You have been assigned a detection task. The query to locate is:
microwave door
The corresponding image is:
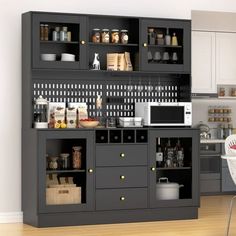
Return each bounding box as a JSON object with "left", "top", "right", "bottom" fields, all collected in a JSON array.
[{"left": 150, "top": 106, "right": 185, "bottom": 125}]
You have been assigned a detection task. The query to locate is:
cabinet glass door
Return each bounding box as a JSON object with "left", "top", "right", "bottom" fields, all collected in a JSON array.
[
  {"left": 149, "top": 129, "right": 199, "bottom": 208},
  {"left": 140, "top": 19, "right": 190, "bottom": 72},
  {"left": 38, "top": 130, "right": 94, "bottom": 213},
  {"left": 32, "top": 13, "right": 87, "bottom": 69}
]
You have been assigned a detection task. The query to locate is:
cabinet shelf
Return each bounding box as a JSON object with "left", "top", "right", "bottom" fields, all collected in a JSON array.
[
  {"left": 156, "top": 167, "right": 191, "bottom": 170},
  {"left": 46, "top": 169, "right": 86, "bottom": 174},
  {"left": 148, "top": 44, "right": 182, "bottom": 48},
  {"left": 89, "top": 42, "right": 139, "bottom": 47},
  {"left": 40, "top": 40, "right": 79, "bottom": 44}
]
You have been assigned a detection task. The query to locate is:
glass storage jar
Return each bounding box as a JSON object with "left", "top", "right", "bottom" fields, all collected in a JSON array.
[
  {"left": 111, "top": 29, "right": 119, "bottom": 43},
  {"left": 101, "top": 29, "right": 110, "bottom": 43},
  {"left": 72, "top": 146, "right": 82, "bottom": 169},
  {"left": 59, "top": 153, "right": 70, "bottom": 169},
  {"left": 120, "top": 29, "right": 128, "bottom": 44},
  {"left": 92, "top": 28, "right": 100, "bottom": 43},
  {"left": 219, "top": 87, "right": 225, "bottom": 97}
]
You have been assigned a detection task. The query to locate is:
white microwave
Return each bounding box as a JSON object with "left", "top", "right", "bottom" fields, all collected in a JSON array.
[{"left": 135, "top": 102, "right": 192, "bottom": 126}]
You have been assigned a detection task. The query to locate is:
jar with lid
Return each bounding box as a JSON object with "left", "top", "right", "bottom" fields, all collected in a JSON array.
[
  {"left": 148, "top": 28, "right": 155, "bottom": 45},
  {"left": 92, "top": 28, "right": 100, "bottom": 43},
  {"left": 219, "top": 87, "right": 225, "bottom": 97},
  {"left": 101, "top": 29, "right": 110, "bottom": 43},
  {"left": 120, "top": 30, "right": 128, "bottom": 44},
  {"left": 72, "top": 146, "right": 82, "bottom": 169},
  {"left": 44, "top": 24, "right": 49, "bottom": 41},
  {"left": 60, "top": 26, "right": 68, "bottom": 41},
  {"left": 48, "top": 156, "right": 59, "bottom": 170},
  {"left": 52, "top": 27, "right": 60, "bottom": 41},
  {"left": 40, "top": 24, "right": 45, "bottom": 40},
  {"left": 231, "top": 88, "right": 236, "bottom": 97},
  {"left": 59, "top": 153, "right": 70, "bottom": 170},
  {"left": 111, "top": 29, "right": 119, "bottom": 43}
]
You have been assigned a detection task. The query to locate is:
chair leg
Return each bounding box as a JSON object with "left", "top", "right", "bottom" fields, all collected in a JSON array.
[{"left": 226, "top": 195, "right": 236, "bottom": 236}]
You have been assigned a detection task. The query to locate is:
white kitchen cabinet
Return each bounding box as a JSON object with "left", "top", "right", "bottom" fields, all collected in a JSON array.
[
  {"left": 216, "top": 33, "right": 236, "bottom": 85},
  {"left": 192, "top": 31, "right": 216, "bottom": 93}
]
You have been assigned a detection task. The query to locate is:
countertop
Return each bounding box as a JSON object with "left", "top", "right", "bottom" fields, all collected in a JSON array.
[{"left": 200, "top": 139, "right": 225, "bottom": 143}]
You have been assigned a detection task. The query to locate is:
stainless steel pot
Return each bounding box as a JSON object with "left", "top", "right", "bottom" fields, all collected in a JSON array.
[{"left": 156, "top": 177, "right": 184, "bottom": 200}]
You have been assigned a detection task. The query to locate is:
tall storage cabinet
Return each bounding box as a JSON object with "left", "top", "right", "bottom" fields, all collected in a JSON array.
[{"left": 22, "top": 11, "right": 199, "bottom": 227}]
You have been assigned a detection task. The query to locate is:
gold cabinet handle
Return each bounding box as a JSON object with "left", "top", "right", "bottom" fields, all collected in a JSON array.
[
  {"left": 120, "top": 196, "right": 125, "bottom": 201},
  {"left": 120, "top": 175, "right": 125, "bottom": 180},
  {"left": 151, "top": 167, "right": 156, "bottom": 172},
  {"left": 88, "top": 168, "right": 93, "bottom": 173},
  {"left": 120, "top": 153, "right": 125, "bottom": 158},
  {"left": 143, "top": 43, "right": 147, "bottom": 47},
  {"left": 81, "top": 40, "right": 86, "bottom": 45}
]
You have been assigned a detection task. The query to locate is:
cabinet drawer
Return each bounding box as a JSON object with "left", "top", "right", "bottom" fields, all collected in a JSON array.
[
  {"left": 96, "top": 167, "right": 147, "bottom": 189},
  {"left": 200, "top": 179, "right": 220, "bottom": 193},
  {"left": 96, "top": 188, "right": 148, "bottom": 210},
  {"left": 96, "top": 145, "right": 147, "bottom": 166}
]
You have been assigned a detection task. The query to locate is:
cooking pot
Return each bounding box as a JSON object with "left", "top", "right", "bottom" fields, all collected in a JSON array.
[{"left": 156, "top": 177, "right": 184, "bottom": 200}]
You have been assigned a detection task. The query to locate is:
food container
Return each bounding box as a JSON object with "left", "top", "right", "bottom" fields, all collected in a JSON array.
[
  {"left": 92, "top": 28, "right": 100, "bottom": 43},
  {"left": 119, "top": 117, "right": 143, "bottom": 127},
  {"left": 156, "top": 177, "right": 184, "bottom": 200},
  {"left": 101, "top": 29, "right": 110, "bottom": 43},
  {"left": 61, "top": 53, "right": 75, "bottom": 61},
  {"left": 111, "top": 29, "right": 119, "bottom": 43},
  {"left": 120, "top": 29, "right": 128, "bottom": 44}
]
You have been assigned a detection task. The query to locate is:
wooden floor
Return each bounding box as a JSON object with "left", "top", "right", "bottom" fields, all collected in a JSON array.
[{"left": 1, "top": 195, "right": 236, "bottom": 236}]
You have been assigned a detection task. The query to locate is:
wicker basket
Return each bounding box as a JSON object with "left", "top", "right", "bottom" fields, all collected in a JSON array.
[{"left": 46, "top": 186, "right": 81, "bottom": 205}]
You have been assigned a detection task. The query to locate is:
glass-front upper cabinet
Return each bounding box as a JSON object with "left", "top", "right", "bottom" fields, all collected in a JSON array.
[
  {"left": 149, "top": 129, "right": 199, "bottom": 208},
  {"left": 140, "top": 19, "right": 191, "bottom": 72},
  {"left": 38, "top": 130, "right": 94, "bottom": 213},
  {"left": 32, "top": 13, "right": 87, "bottom": 69}
]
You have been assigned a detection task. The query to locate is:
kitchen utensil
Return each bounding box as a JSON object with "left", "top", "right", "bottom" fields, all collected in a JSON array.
[
  {"left": 198, "top": 121, "right": 211, "bottom": 139},
  {"left": 156, "top": 177, "right": 184, "bottom": 200}
]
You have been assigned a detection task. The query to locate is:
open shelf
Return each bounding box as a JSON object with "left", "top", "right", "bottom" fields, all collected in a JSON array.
[
  {"left": 148, "top": 44, "right": 182, "bottom": 48},
  {"left": 156, "top": 167, "right": 191, "bottom": 170}
]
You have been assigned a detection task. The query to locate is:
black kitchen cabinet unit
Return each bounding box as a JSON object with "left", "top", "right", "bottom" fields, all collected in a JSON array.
[{"left": 22, "top": 11, "right": 199, "bottom": 227}]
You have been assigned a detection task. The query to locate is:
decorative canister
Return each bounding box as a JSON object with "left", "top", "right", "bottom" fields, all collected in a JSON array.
[{"left": 72, "top": 146, "right": 82, "bottom": 169}]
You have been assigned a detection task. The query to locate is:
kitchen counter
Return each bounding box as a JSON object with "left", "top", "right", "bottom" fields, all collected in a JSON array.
[{"left": 200, "top": 139, "right": 225, "bottom": 143}]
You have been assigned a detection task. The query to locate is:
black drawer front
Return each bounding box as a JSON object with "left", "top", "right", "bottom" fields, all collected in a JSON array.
[
  {"left": 96, "top": 167, "right": 147, "bottom": 189},
  {"left": 96, "top": 145, "right": 147, "bottom": 166},
  {"left": 200, "top": 179, "right": 221, "bottom": 193},
  {"left": 96, "top": 188, "right": 148, "bottom": 210}
]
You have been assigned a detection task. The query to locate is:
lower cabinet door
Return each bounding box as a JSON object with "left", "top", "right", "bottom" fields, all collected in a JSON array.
[
  {"left": 96, "top": 188, "right": 148, "bottom": 210},
  {"left": 222, "top": 167, "right": 236, "bottom": 192}
]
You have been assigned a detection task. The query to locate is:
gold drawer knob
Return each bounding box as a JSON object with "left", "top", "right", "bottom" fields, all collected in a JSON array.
[
  {"left": 143, "top": 43, "right": 147, "bottom": 47},
  {"left": 81, "top": 40, "right": 86, "bottom": 45},
  {"left": 88, "top": 168, "right": 93, "bottom": 173},
  {"left": 120, "top": 175, "right": 125, "bottom": 180},
  {"left": 120, "top": 196, "right": 125, "bottom": 201},
  {"left": 151, "top": 167, "right": 156, "bottom": 172},
  {"left": 120, "top": 153, "right": 125, "bottom": 158}
]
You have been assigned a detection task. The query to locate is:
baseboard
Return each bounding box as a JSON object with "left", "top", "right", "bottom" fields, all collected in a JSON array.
[{"left": 0, "top": 212, "right": 23, "bottom": 223}]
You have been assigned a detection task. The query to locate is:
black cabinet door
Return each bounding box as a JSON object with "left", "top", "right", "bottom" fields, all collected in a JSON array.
[
  {"left": 32, "top": 13, "right": 87, "bottom": 69},
  {"left": 38, "top": 130, "right": 94, "bottom": 213},
  {"left": 149, "top": 129, "right": 199, "bottom": 208},
  {"left": 140, "top": 19, "right": 191, "bottom": 72}
]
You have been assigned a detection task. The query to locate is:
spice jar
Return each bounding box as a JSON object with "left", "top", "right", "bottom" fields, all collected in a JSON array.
[
  {"left": 52, "top": 27, "right": 60, "bottom": 41},
  {"left": 219, "top": 87, "right": 225, "bottom": 97},
  {"left": 92, "top": 28, "right": 101, "bottom": 43},
  {"left": 101, "top": 29, "right": 110, "bottom": 43},
  {"left": 59, "top": 153, "right": 70, "bottom": 170},
  {"left": 111, "top": 29, "right": 119, "bottom": 43},
  {"left": 120, "top": 30, "right": 128, "bottom": 44},
  {"left": 72, "top": 146, "right": 82, "bottom": 169},
  {"left": 148, "top": 28, "right": 155, "bottom": 45}
]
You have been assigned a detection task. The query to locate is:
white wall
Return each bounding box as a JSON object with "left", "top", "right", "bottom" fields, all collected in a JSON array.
[{"left": 2, "top": 0, "right": 236, "bottom": 222}]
